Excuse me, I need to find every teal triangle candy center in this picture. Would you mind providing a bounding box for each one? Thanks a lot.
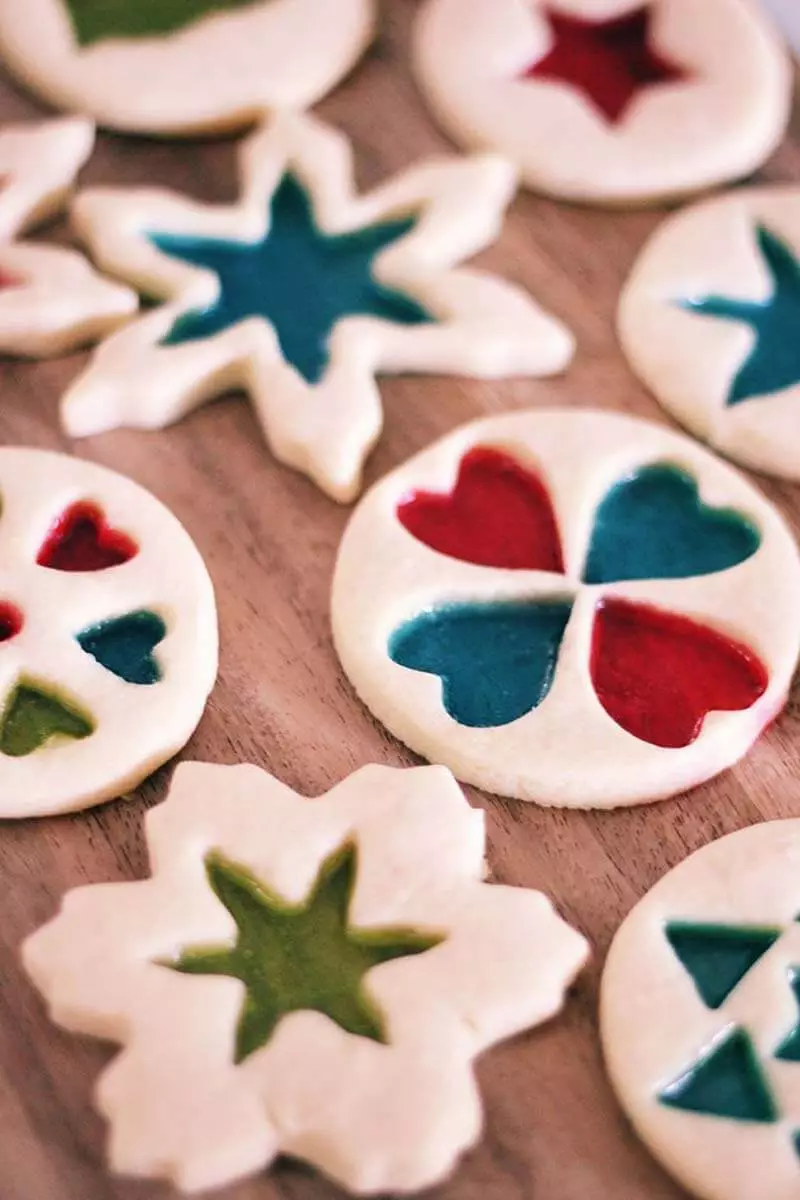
[665,921,781,1010]
[659,1027,779,1124]
[76,611,166,685]
[680,224,800,407]
[583,463,760,584]
[389,599,573,728]
[152,174,433,384]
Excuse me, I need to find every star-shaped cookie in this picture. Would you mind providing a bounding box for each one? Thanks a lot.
[63,110,574,501]
[0,117,137,357]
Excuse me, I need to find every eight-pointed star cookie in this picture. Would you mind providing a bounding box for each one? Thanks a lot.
[63,110,574,502]
[23,760,588,1193]
[0,117,137,357]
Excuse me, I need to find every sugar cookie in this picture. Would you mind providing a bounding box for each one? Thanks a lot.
[0,448,217,817]
[0,0,376,135]
[23,760,588,1193]
[601,820,800,1200]
[64,111,574,502]
[412,0,791,205]
[331,409,800,808]
[619,186,800,481]
[0,117,137,357]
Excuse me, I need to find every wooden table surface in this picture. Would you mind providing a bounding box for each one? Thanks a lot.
[1,5,799,1200]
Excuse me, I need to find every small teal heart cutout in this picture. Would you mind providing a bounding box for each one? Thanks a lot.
[76,610,166,685]
[388,600,573,728]
[583,464,760,585]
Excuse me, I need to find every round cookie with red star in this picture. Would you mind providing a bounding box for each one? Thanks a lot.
[412,0,791,205]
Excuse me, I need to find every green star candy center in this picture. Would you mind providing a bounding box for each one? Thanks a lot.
[64,0,259,46]
[164,844,445,1063]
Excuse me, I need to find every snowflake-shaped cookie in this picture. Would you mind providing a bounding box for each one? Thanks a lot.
[23,760,588,1193]
[0,448,217,817]
[602,819,800,1200]
[0,116,136,357]
[63,110,574,502]
[332,408,800,808]
[0,0,376,135]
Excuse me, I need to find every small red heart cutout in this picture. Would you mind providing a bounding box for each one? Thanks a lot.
[37,502,138,572]
[397,446,565,571]
[591,598,768,749]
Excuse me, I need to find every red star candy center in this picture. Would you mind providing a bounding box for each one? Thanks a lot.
[524,5,688,123]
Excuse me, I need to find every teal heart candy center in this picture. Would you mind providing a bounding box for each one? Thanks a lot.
[64,0,259,46]
[77,610,166,685]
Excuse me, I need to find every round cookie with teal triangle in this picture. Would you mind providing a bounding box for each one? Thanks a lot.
[619,186,800,481]
[331,408,800,808]
[0,448,217,817]
[601,820,800,1200]
[0,0,376,135]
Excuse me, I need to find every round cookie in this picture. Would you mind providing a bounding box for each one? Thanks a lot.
[331,409,800,808]
[412,0,791,206]
[0,0,376,136]
[0,448,217,817]
[619,186,800,482]
[601,820,800,1200]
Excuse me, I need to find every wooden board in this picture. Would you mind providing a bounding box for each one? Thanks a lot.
[1,5,799,1198]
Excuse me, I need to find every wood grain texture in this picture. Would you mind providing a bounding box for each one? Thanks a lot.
[1,4,799,1198]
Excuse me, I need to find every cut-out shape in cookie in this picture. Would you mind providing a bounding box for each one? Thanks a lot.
[0,0,376,136]
[22,761,589,1194]
[389,599,572,728]
[590,599,768,749]
[63,111,574,502]
[413,0,790,205]
[0,602,23,642]
[583,464,760,585]
[0,679,94,757]
[65,0,257,44]
[0,448,217,817]
[156,174,433,385]
[37,502,138,572]
[619,188,800,482]
[76,610,166,685]
[681,225,800,407]
[397,446,564,571]
[659,1026,779,1124]
[602,821,800,1200]
[167,844,444,1062]
[665,922,781,1010]
[332,409,800,807]
[525,7,687,125]
[773,968,800,1062]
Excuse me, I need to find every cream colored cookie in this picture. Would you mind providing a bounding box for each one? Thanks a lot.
[601,820,800,1200]
[619,186,800,481]
[0,448,217,817]
[63,110,574,502]
[0,0,376,136]
[413,0,791,206]
[0,117,137,357]
[331,409,800,808]
[23,760,588,1193]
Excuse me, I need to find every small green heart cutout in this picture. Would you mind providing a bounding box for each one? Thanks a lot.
[0,681,94,757]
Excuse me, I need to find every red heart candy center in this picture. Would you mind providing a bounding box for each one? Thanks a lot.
[591,598,768,749]
[37,502,138,572]
[397,446,564,572]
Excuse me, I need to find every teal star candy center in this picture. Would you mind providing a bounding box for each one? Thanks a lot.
[680,224,800,407]
[164,844,445,1063]
[152,174,434,384]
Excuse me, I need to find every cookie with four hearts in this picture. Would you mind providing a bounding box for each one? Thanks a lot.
[619,185,800,482]
[331,408,800,808]
[23,760,588,1193]
[601,819,800,1200]
[0,448,217,817]
[0,0,376,136]
[412,0,791,205]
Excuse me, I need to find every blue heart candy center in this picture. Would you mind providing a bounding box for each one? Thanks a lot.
[76,610,167,685]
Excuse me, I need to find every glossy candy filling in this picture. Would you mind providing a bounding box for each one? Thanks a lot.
[37,502,138,572]
[77,610,167,685]
[64,0,259,45]
[0,680,94,757]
